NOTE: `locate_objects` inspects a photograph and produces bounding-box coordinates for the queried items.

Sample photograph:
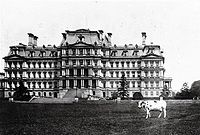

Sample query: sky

[1,0,200,91]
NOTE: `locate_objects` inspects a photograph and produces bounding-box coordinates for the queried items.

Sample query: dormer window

[132,50,138,56]
[111,51,117,56]
[28,51,35,57]
[121,51,127,56]
[39,51,46,57]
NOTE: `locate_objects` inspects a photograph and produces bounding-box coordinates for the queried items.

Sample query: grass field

[0,100,200,135]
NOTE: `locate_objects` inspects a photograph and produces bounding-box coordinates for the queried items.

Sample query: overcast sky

[1,0,200,91]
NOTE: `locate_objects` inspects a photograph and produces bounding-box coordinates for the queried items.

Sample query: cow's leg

[146,109,150,119]
[163,108,166,118]
[158,109,163,118]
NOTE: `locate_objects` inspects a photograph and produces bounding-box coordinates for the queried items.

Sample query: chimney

[107,33,112,43]
[28,33,34,45]
[141,32,147,45]
[98,30,104,40]
[33,36,38,46]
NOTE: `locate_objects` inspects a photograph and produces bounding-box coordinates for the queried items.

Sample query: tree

[133,92,143,100]
[174,82,193,99]
[118,74,129,99]
[160,85,170,98]
[13,81,31,101]
[190,80,200,99]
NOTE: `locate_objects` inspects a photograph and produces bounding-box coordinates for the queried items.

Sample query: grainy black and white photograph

[0,0,200,134]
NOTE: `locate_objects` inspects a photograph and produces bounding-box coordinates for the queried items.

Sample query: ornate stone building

[3,29,172,98]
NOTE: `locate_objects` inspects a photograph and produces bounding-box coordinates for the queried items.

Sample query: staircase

[63,89,83,98]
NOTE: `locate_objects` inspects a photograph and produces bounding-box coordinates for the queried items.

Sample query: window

[69,69,74,77]
[156,61,159,67]
[156,91,159,95]
[127,71,130,78]
[84,80,88,88]
[132,81,135,88]
[72,60,76,65]
[102,61,106,67]
[150,61,154,67]
[116,72,119,78]
[27,82,30,88]
[54,82,58,88]
[103,72,106,77]
[126,62,130,67]
[145,72,148,77]
[32,72,36,78]
[93,91,95,95]
[103,51,106,56]
[137,61,141,67]
[110,62,113,68]
[38,72,41,78]
[79,49,83,55]
[110,81,113,88]
[121,62,124,68]
[69,80,74,88]
[116,62,119,68]
[156,82,159,88]
[86,60,90,65]
[54,62,57,68]
[137,81,141,87]
[43,72,46,78]
[92,80,96,88]
[49,62,52,68]
[145,91,148,96]
[137,71,141,78]
[94,60,98,66]
[156,72,159,77]
[77,69,81,77]
[150,72,154,77]
[43,62,46,68]
[150,82,154,88]
[103,82,106,88]
[38,82,41,88]
[48,82,52,88]
[86,49,90,55]
[65,60,69,65]
[27,72,30,78]
[132,61,135,67]
[132,71,135,78]
[111,51,116,56]
[72,49,76,55]
[77,79,81,88]
[110,72,113,77]
[94,50,98,55]
[79,60,83,65]
[32,62,36,68]
[43,82,47,88]
[66,50,68,55]
[38,62,41,68]
[44,92,46,97]
[49,72,52,78]
[145,61,148,67]
[151,91,153,96]
[145,82,148,88]
[121,51,127,56]
[32,82,36,88]
[84,69,88,76]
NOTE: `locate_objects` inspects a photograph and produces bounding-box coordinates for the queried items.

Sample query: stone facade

[3,29,172,98]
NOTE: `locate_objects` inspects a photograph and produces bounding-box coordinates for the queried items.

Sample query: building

[0,73,5,98]
[3,29,172,98]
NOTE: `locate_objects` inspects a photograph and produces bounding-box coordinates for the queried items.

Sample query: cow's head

[138,101,145,109]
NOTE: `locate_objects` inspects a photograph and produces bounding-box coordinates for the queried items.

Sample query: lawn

[0,100,200,135]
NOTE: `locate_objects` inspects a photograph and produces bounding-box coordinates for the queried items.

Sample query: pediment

[68,42,95,48]
[3,54,26,60]
[141,53,164,59]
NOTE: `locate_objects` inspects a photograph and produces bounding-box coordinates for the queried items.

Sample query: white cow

[138,100,167,119]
